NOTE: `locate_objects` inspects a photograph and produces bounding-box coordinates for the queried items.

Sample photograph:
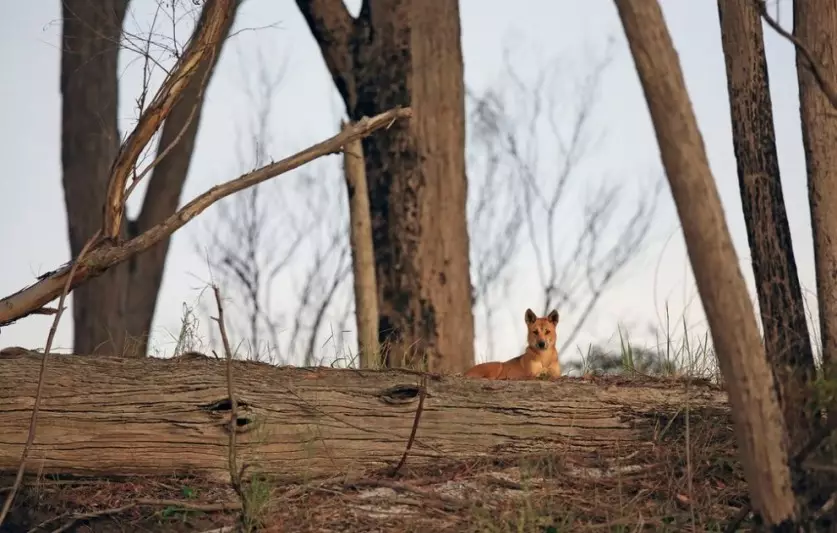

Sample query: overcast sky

[0,0,817,368]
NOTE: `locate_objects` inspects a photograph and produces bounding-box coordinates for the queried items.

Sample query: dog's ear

[547,309,559,325]
[525,308,537,325]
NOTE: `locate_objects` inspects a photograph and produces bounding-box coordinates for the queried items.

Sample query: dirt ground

[2,413,752,533]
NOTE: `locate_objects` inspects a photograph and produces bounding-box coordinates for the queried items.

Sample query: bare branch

[103,0,237,240]
[0,107,413,327]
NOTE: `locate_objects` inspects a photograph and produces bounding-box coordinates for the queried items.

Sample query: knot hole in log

[200,398,255,433]
[379,384,425,405]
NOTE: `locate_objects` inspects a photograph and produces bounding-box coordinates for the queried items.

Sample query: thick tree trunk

[717,0,820,454]
[297,0,475,373]
[61,1,237,356]
[0,351,730,483]
[61,0,131,356]
[342,122,380,368]
[613,0,798,527]
[795,1,837,381]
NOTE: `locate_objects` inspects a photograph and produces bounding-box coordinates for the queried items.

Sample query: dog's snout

[536,340,547,350]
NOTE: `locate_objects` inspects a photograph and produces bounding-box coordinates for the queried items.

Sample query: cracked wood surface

[0,353,730,482]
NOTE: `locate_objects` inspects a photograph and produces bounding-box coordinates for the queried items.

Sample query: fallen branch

[390,374,427,476]
[0,107,412,328]
[211,285,247,527]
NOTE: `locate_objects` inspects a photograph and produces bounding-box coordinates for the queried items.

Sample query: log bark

[0,352,730,484]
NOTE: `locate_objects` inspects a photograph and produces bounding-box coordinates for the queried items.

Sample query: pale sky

[0,0,818,369]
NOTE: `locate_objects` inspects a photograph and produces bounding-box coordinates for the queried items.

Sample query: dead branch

[211,285,246,528]
[389,374,427,476]
[0,106,412,329]
[103,0,237,241]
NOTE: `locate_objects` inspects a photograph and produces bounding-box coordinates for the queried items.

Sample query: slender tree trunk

[61,0,237,356]
[717,0,820,454]
[613,0,798,526]
[342,121,380,368]
[795,0,837,381]
[297,0,475,372]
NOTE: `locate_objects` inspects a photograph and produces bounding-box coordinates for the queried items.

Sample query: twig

[0,106,413,327]
[757,0,837,109]
[212,285,246,523]
[390,374,428,476]
[0,231,101,529]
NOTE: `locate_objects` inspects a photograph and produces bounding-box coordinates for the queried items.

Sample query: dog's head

[525,308,560,351]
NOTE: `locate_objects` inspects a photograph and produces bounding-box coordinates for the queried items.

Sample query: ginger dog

[464,308,561,380]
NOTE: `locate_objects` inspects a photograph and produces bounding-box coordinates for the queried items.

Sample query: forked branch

[0,107,412,328]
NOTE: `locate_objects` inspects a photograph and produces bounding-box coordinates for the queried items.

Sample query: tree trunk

[61,0,131,356]
[613,0,798,527]
[717,0,820,454]
[342,121,380,368]
[297,0,475,373]
[61,1,238,356]
[0,351,731,483]
[795,0,837,381]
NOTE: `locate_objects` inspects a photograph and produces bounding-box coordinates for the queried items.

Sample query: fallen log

[0,351,733,484]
